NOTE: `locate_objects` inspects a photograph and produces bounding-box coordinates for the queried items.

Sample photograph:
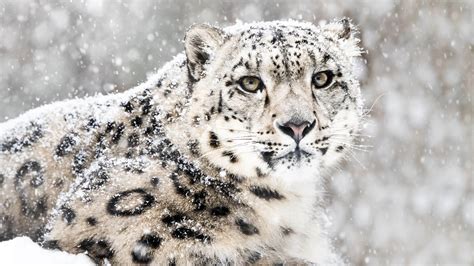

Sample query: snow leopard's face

[185,21,363,179]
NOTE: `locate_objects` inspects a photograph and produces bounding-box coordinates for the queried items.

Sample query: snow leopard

[0,19,363,265]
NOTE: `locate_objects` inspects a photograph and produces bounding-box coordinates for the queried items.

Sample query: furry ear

[184,24,226,81]
[320,18,362,57]
[320,18,356,40]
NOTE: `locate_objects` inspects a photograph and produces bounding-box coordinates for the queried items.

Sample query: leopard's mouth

[270,147,313,162]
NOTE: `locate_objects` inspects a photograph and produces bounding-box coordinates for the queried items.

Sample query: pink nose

[278,120,316,143]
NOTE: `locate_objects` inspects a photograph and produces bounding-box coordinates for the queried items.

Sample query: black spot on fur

[78,238,114,260]
[247,251,262,264]
[86,217,98,226]
[139,233,162,249]
[0,122,43,153]
[319,147,328,155]
[210,206,230,217]
[128,133,140,147]
[107,189,155,216]
[162,213,186,226]
[264,95,270,107]
[42,240,60,250]
[170,174,191,197]
[0,216,14,241]
[235,219,259,235]
[168,258,177,266]
[171,227,195,239]
[61,206,76,225]
[111,123,125,144]
[261,151,274,166]
[171,227,211,243]
[222,151,238,163]
[255,167,264,178]
[132,247,153,264]
[281,227,294,235]
[141,98,152,115]
[209,131,220,148]
[15,161,48,219]
[336,146,344,152]
[121,101,134,113]
[0,174,4,187]
[150,176,160,187]
[187,139,200,156]
[72,151,88,175]
[249,186,284,200]
[218,90,223,113]
[130,116,143,127]
[192,190,207,211]
[16,161,44,188]
[55,134,77,157]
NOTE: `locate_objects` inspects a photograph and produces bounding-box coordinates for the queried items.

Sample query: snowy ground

[0,0,472,265]
[0,237,93,265]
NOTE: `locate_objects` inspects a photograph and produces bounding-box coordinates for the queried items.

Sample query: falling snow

[0,0,472,265]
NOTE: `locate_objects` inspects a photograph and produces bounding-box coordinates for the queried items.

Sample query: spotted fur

[0,19,363,265]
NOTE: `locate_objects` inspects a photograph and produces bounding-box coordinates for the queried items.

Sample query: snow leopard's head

[185,20,363,180]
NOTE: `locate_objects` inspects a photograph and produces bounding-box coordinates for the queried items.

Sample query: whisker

[214,127,258,134]
[362,92,386,117]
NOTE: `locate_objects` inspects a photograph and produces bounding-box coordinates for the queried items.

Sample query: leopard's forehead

[224,20,320,36]
[219,20,360,80]
[227,21,322,51]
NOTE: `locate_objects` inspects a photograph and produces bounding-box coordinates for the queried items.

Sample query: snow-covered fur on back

[0,19,363,265]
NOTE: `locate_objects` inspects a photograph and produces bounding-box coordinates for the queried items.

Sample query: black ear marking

[322,17,355,40]
[184,24,226,81]
[338,18,352,39]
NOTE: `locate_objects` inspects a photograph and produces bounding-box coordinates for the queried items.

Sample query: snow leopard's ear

[320,18,362,57]
[185,24,226,81]
[320,18,356,40]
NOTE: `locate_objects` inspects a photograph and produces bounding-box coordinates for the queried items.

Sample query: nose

[277,119,316,143]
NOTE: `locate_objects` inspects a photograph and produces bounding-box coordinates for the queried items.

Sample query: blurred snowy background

[0,0,472,264]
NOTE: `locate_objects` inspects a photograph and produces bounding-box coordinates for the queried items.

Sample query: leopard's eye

[238,76,264,93]
[312,70,335,89]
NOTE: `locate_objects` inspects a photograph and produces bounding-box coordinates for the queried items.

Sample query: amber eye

[312,70,335,89]
[238,76,264,93]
